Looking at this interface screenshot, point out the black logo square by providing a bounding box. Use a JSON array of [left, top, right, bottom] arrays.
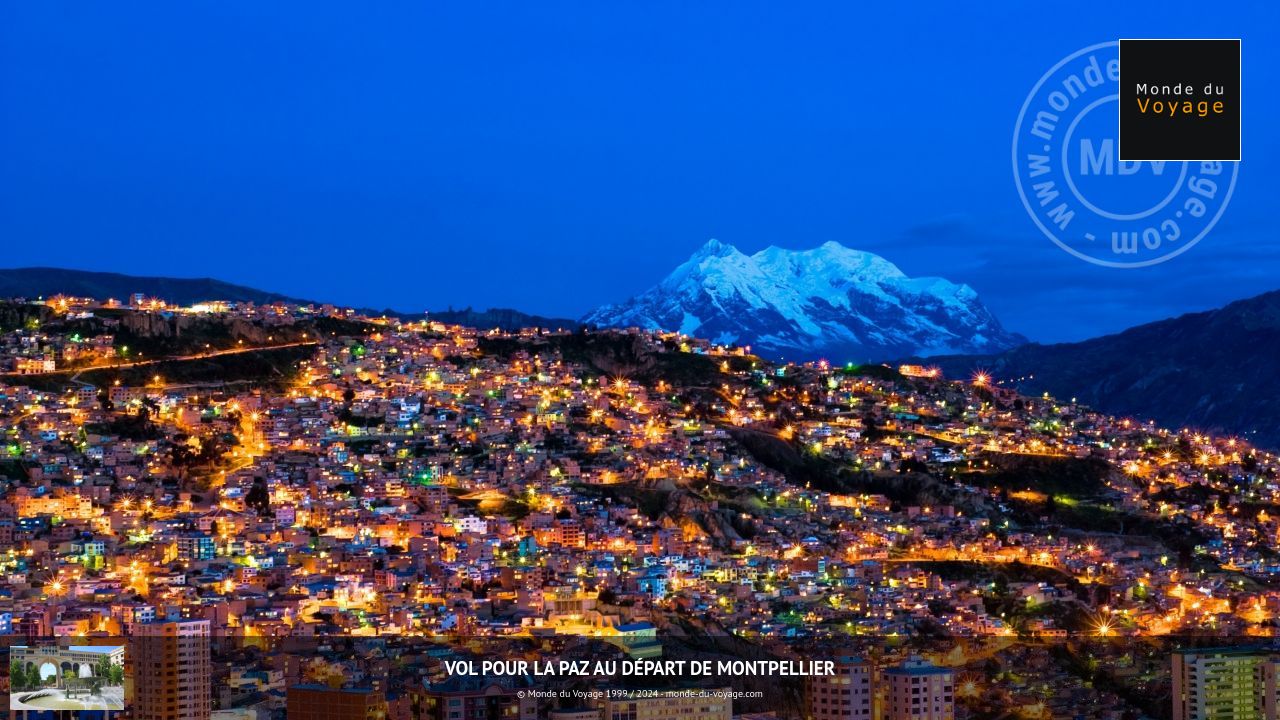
[[1119, 39, 1240, 161]]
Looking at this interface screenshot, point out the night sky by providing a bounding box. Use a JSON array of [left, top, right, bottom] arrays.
[[2, 1, 1276, 343]]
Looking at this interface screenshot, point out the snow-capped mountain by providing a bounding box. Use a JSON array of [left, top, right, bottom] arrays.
[[583, 239, 1025, 361]]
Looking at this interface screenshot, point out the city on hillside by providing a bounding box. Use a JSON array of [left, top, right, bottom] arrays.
[[2, 294, 1280, 720]]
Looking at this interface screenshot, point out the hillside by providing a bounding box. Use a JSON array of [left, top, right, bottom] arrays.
[[426, 307, 576, 331], [0, 268, 573, 331], [0, 267, 301, 306], [925, 290, 1280, 447]]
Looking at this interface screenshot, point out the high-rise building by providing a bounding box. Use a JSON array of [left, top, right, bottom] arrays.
[[287, 684, 386, 720], [1173, 648, 1270, 720], [414, 679, 535, 720], [596, 688, 732, 720], [806, 656, 872, 720], [129, 619, 212, 720], [883, 657, 953, 720], [1260, 657, 1280, 720], [548, 709, 602, 720], [176, 534, 217, 562]]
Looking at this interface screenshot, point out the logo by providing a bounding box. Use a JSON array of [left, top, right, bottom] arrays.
[[1012, 41, 1238, 268], [1119, 39, 1240, 161]]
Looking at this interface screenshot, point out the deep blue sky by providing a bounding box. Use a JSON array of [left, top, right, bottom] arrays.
[[1, 1, 1276, 343]]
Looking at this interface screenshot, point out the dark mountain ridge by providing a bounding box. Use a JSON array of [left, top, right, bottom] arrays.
[[924, 289, 1280, 447], [0, 267, 297, 306], [0, 267, 574, 331]]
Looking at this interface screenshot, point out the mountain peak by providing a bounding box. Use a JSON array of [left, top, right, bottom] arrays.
[[584, 240, 1025, 362], [691, 238, 736, 260]]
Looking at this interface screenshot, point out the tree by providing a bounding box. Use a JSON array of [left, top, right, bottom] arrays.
[[167, 439, 198, 470], [1175, 436, 1194, 461], [993, 573, 1010, 598], [10, 660, 26, 691], [246, 477, 271, 517], [91, 678, 102, 695]]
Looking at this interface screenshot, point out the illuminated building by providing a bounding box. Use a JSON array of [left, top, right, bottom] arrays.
[[806, 656, 871, 720], [11, 644, 124, 687], [1173, 648, 1271, 720], [415, 680, 535, 720], [897, 365, 940, 379], [287, 684, 386, 720], [1260, 658, 1280, 720], [596, 688, 731, 720], [130, 619, 212, 720], [177, 534, 217, 561], [549, 710, 602, 720], [883, 657, 953, 720]]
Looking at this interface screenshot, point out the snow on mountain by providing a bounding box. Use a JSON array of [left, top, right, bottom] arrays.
[[582, 239, 1025, 361]]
